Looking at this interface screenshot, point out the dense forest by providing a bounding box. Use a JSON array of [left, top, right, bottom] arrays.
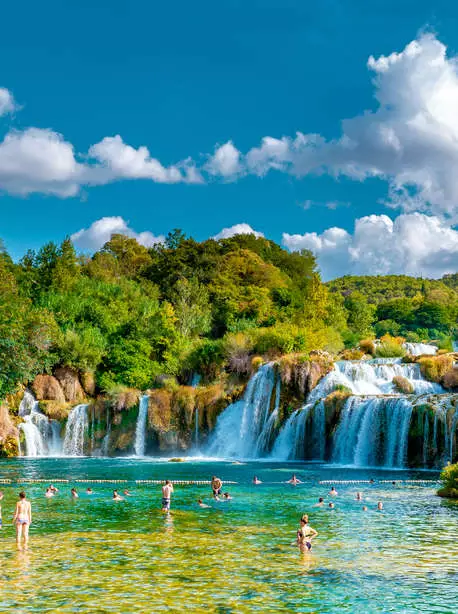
[[0, 231, 456, 400]]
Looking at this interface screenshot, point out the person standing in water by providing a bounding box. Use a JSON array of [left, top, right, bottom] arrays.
[[252, 476, 262, 485], [71, 488, 78, 498], [296, 514, 318, 552], [13, 492, 32, 549], [287, 474, 302, 485], [211, 476, 222, 499], [162, 480, 174, 511]]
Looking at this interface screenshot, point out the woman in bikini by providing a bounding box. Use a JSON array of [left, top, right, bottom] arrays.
[[13, 492, 32, 548], [296, 514, 318, 553]]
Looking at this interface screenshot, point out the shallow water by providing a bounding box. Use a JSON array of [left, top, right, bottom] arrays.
[[0, 458, 457, 613]]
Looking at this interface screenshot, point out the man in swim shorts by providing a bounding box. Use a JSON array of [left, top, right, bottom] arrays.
[[211, 476, 222, 499], [13, 492, 32, 548], [297, 515, 318, 553], [162, 480, 173, 511]]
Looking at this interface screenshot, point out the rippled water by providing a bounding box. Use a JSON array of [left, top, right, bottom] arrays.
[[0, 458, 457, 613]]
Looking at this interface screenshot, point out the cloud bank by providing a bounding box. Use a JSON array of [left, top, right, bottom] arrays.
[[283, 213, 458, 280]]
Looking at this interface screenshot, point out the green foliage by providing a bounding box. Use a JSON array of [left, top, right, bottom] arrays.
[[437, 463, 458, 498], [375, 335, 406, 358], [0, 229, 454, 396]]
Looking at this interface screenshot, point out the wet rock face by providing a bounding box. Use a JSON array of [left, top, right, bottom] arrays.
[[53, 367, 85, 403], [32, 375, 66, 404]]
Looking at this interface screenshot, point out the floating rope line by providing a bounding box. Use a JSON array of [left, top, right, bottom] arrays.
[[0, 479, 238, 485], [319, 479, 439, 484]]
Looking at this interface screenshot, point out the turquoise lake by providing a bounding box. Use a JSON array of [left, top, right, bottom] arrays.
[[0, 458, 457, 613]]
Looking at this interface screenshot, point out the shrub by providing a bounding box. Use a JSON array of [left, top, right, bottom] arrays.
[[105, 385, 141, 412], [359, 338, 376, 356], [419, 355, 454, 383], [251, 356, 264, 371], [442, 367, 458, 390], [392, 376, 414, 394], [340, 349, 364, 360], [223, 332, 254, 374], [376, 335, 406, 358], [38, 401, 71, 421], [437, 462, 458, 499]]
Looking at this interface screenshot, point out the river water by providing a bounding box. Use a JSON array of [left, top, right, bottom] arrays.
[[0, 458, 456, 613]]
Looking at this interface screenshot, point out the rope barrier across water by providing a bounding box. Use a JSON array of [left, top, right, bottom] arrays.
[[319, 480, 439, 484], [0, 479, 238, 485]]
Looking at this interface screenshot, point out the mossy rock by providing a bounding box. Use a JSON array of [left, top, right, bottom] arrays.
[[392, 376, 414, 394], [0, 436, 19, 458], [437, 487, 458, 499], [169, 457, 185, 462], [38, 401, 71, 421]]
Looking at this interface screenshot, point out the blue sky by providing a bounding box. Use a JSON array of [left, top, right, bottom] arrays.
[[1, 1, 457, 278]]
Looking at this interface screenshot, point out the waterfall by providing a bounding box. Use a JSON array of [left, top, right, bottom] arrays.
[[18, 391, 62, 457], [404, 342, 437, 356], [422, 411, 430, 466], [134, 395, 149, 457], [332, 396, 413, 468], [271, 405, 311, 460], [207, 363, 277, 458], [101, 407, 111, 456], [63, 404, 89, 456]]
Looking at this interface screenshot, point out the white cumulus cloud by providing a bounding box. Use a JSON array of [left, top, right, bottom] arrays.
[[0, 87, 17, 116], [283, 213, 458, 280], [213, 223, 264, 240], [71, 216, 165, 251], [206, 141, 242, 178]]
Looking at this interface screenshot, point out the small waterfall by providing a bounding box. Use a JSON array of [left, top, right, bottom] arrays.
[[207, 363, 277, 458], [422, 411, 430, 466], [63, 404, 88, 456], [332, 396, 413, 468], [18, 391, 62, 457], [194, 408, 199, 449], [271, 405, 312, 460], [101, 407, 111, 456], [404, 343, 437, 356], [134, 395, 149, 457]]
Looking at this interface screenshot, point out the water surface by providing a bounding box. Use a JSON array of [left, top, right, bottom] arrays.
[[0, 458, 456, 613]]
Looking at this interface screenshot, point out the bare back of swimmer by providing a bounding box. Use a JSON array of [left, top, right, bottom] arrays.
[[13, 492, 32, 548]]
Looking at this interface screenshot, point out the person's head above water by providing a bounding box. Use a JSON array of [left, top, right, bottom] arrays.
[[377, 501, 383, 510], [362, 506, 368, 511], [318, 497, 324, 503], [19, 492, 26, 499], [328, 502, 335, 508]]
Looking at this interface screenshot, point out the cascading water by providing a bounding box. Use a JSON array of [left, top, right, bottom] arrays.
[[207, 363, 277, 458], [331, 396, 413, 467], [63, 404, 89, 456], [101, 407, 111, 456], [134, 395, 149, 457], [18, 391, 62, 457], [404, 342, 437, 356]]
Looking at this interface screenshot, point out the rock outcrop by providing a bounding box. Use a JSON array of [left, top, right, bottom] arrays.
[[54, 367, 85, 403], [32, 375, 66, 404]]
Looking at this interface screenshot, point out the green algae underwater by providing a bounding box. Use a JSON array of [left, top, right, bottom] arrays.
[[0, 458, 457, 613]]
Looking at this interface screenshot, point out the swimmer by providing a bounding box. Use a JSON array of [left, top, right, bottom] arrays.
[[369, 479, 375, 485], [328, 502, 335, 509], [313, 497, 325, 507], [296, 515, 318, 552], [329, 486, 338, 496], [377, 501, 383, 511], [211, 476, 223, 499], [252, 476, 262, 485], [86, 488, 93, 495], [71, 488, 78, 498], [391, 481, 396, 486], [197, 499, 211, 508], [45, 487, 54, 498], [0, 491, 3, 530], [123, 490, 133, 497], [362, 506, 368, 512], [49, 484, 58, 493], [162, 480, 173, 511], [113, 490, 124, 501], [13, 492, 31, 548], [355, 492, 363, 501], [286, 474, 302, 485], [223, 492, 232, 501]]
